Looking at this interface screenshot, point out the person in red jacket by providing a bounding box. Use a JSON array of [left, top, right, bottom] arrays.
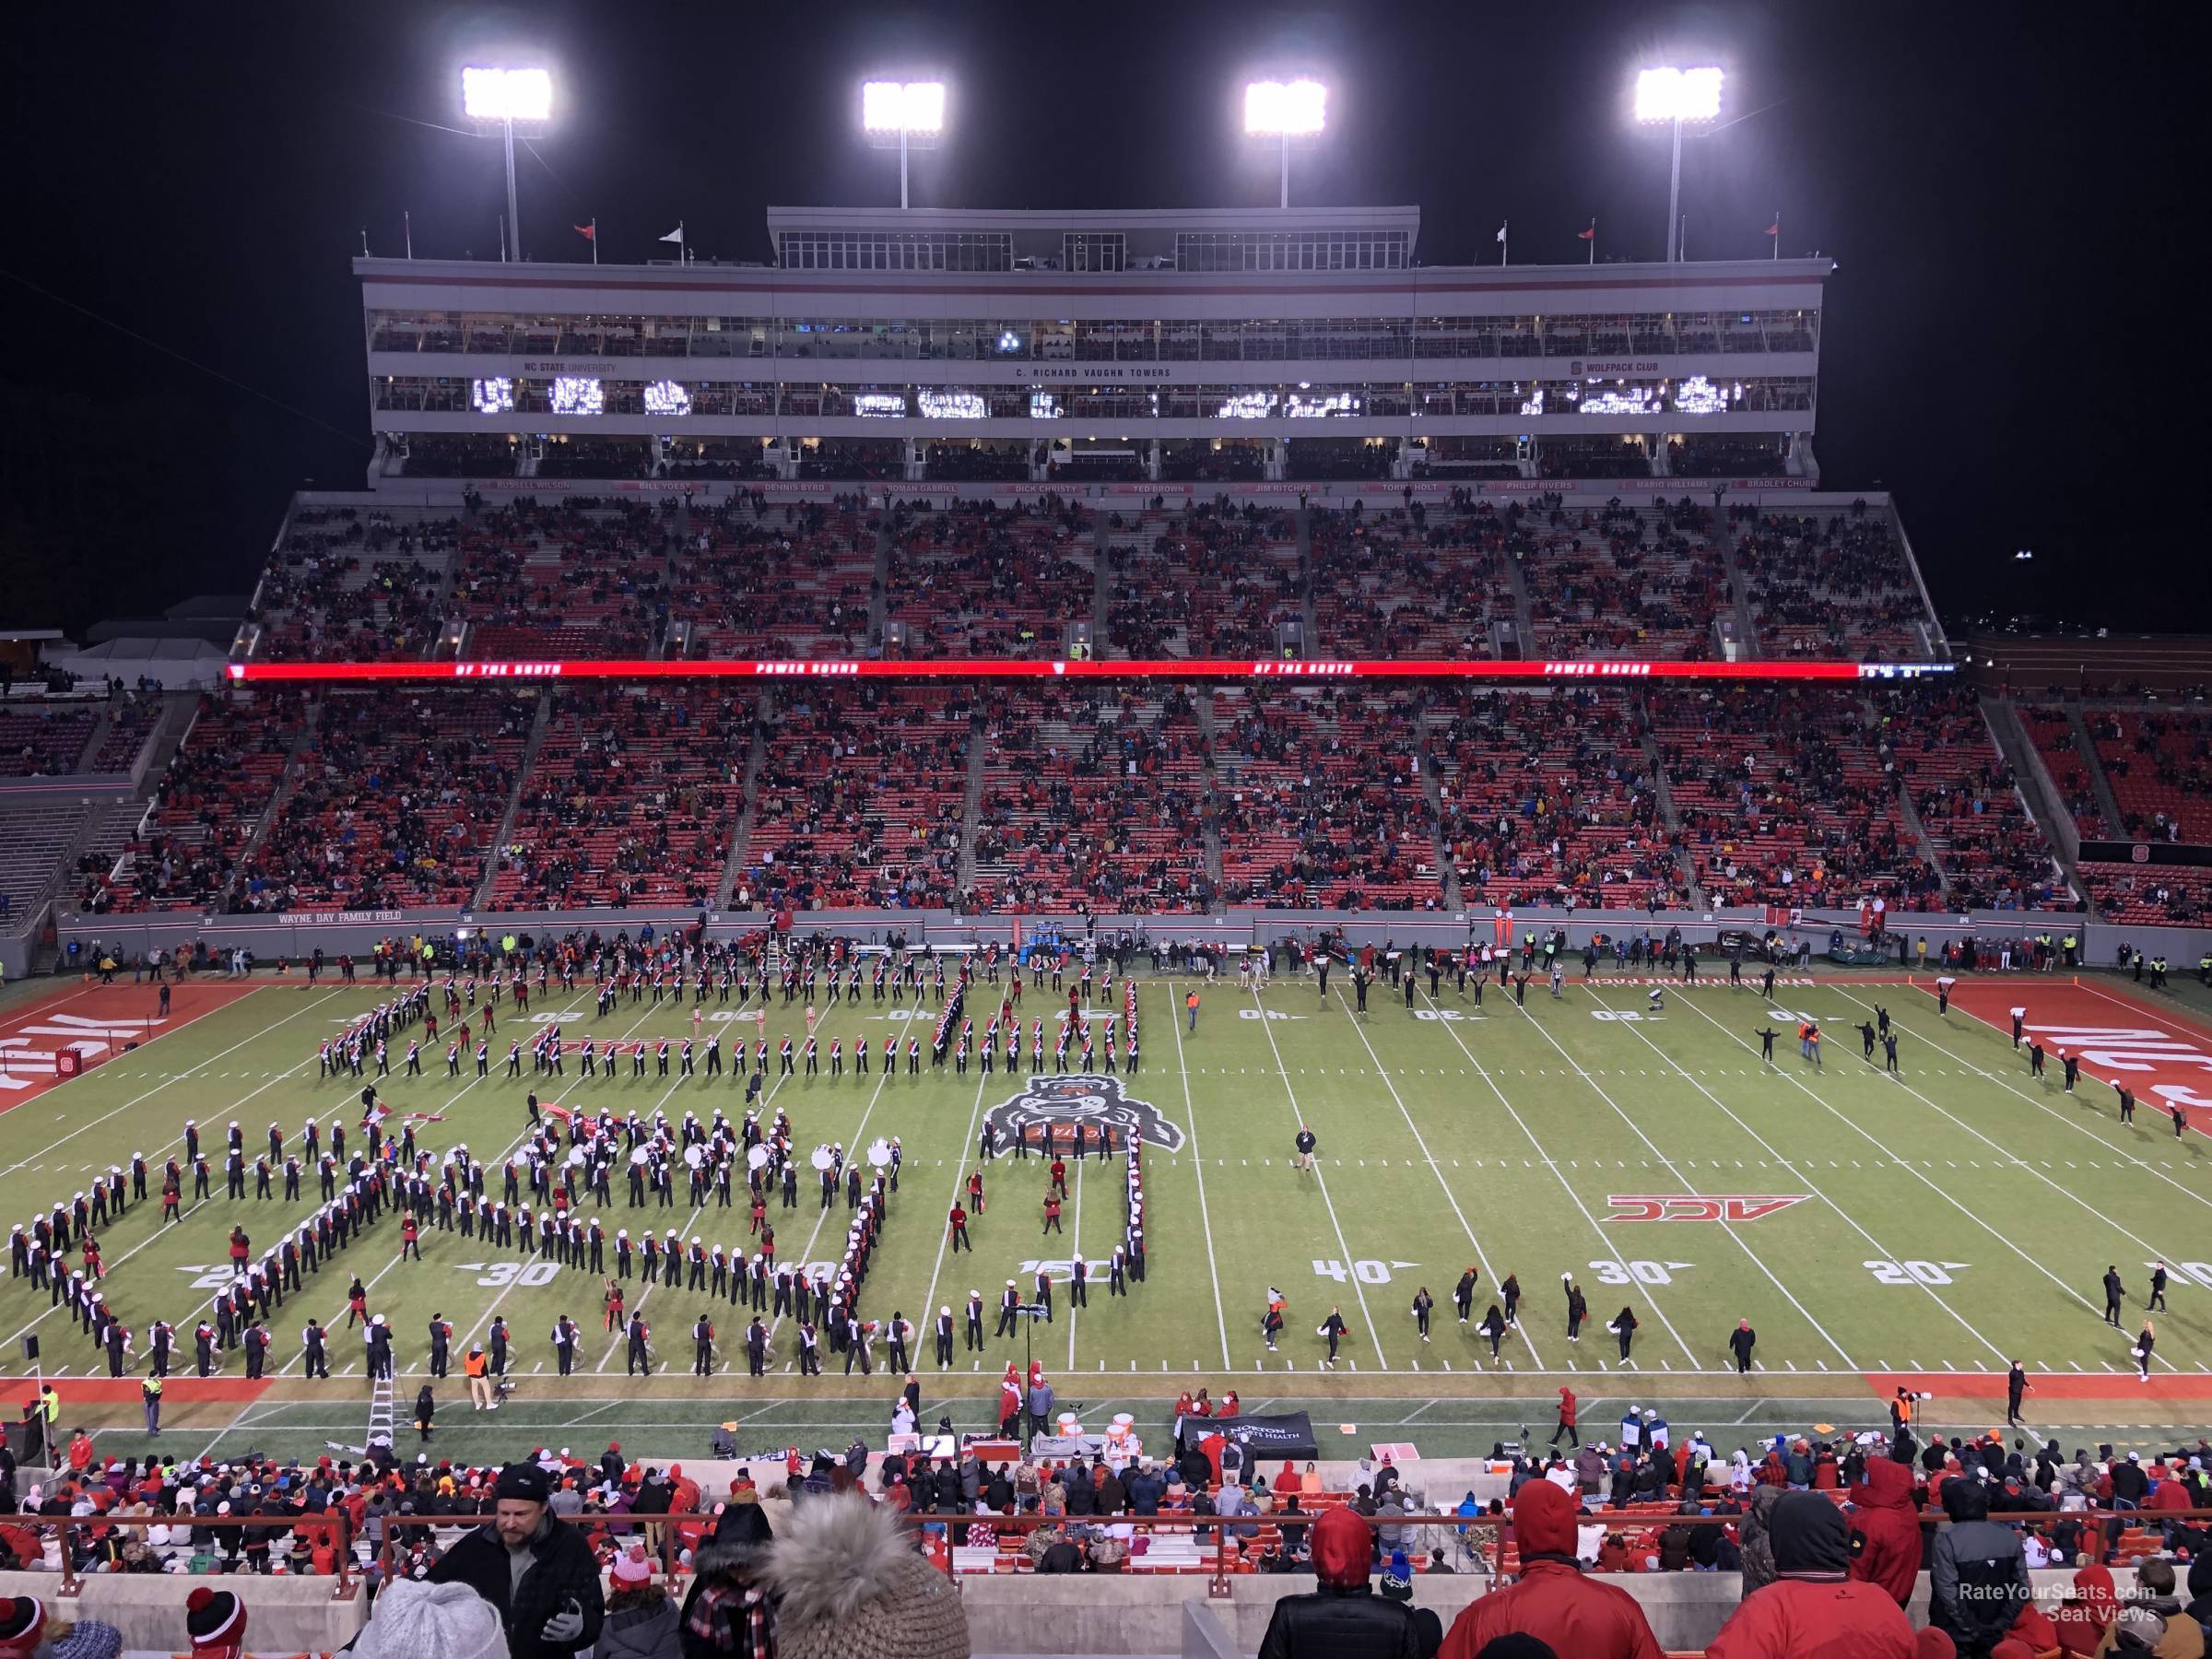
[[1550, 1386, 1578, 1448], [1706, 1490, 1916, 1657], [1844, 1449, 1924, 1608], [1437, 1477, 1664, 1659]]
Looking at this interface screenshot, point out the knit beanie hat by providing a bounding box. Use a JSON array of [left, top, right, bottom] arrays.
[[2110, 1605, 2169, 1652], [48, 1621, 124, 1659], [495, 1462, 551, 1503], [184, 1587, 247, 1653], [1308, 1506, 1371, 1589], [0, 1598, 46, 1659], [1380, 1549, 1414, 1601], [353, 1581, 507, 1659], [766, 1493, 969, 1659]]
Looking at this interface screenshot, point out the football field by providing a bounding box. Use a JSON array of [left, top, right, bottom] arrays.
[[6, 962, 2212, 1465]]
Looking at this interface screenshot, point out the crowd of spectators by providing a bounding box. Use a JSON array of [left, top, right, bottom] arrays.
[[0, 704, 96, 777], [1308, 506, 1504, 659], [101, 693, 309, 912], [1433, 688, 1691, 910], [1877, 685, 2069, 910], [1211, 687, 1444, 909], [674, 498, 876, 659], [1735, 500, 1930, 660], [1520, 499, 1728, 659], [2087, 709, 2212, 842], [741, 686, 968, 911], [239, 692, 527, 912], [488, 688, 747, 909], [969, 688, 1212, 913], [2021, 707, 2111, 839], [886, 499, 1093, 658], [451, 499, 672, 660], [253, 506, 463, 662]]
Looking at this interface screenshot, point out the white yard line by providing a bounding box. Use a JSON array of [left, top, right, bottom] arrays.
[[1490, 983, 1856, 1368], [1327, 985, 1545, 1370], [1243, 986, 1387, 1369], [1404, 985, 1702, 1368], [0, 986, 342, 1181], [1577, 982, 1997, 1365], [1163, 982, 1234, 1371], [1666, 988, 2186, 1371], [1826, 983, 2212, 1218], [915, 1063, 996, 1349]]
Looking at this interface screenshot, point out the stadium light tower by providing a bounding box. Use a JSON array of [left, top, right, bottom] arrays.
[[1244, 79, 1326, 208], [463, 66, 552, 262], [1634, 65, 1722, 263], [863, 80, 945, 209]]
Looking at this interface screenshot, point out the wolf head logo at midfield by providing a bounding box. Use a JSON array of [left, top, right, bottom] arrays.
[[984, 1075, 1185, 1154]]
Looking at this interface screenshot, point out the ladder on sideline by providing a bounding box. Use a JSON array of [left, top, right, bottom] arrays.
[[366, 1370, 397, 1458]]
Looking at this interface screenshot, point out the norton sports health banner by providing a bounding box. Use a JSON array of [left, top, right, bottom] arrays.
[[1176, 1411, 1322, 1461]]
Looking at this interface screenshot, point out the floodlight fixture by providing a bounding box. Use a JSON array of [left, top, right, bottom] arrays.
[[1244, 79, 1327, 207], [1635, 66, 1723, 263], [863, 80, 946, 207], [463, 65, 553, 262], [462, 66, 552, 123]]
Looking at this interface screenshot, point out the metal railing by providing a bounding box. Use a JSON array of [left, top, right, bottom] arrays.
[[370, 1497, 2212, 1601], [11, 1512, 356, 1599]]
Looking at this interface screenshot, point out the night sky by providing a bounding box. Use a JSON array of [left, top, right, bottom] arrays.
[[5, 2, 2198, 635]]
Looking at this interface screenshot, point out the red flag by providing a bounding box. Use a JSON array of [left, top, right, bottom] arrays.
[[1765, 220, 1780, 236], [573, 222, 595, 241], [1576, 220, 1595, 241]]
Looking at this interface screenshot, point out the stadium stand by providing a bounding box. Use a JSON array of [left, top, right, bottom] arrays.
[[450, 499, 672, 660], [1653, 686, 1936, 910], [1210, 686, 1443, 908], [1519, 499, 1727, 659], [2020, 704, 2110, 838], [887, 498, 1094, 658], [1307, 507, 1505, 658], [1433, 688, 1690, 910], [487, 686, 746, 909], [741, 686, 968, 910], [253, 507, 460, 661], [2085, 707, 2212, 841], [970, 686, 1212, 912], [1735, 502, 1932, 659], [1877, 684, 2070, 909], [673, 496, 876, 659], [106, 691, 309, 911], [0, 701, 96, 776], [241, 691, 527, 911]]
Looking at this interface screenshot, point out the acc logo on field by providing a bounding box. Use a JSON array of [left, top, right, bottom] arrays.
[[983, 1075, 1186, 1154], [1606, 1194, 1809, 1222]]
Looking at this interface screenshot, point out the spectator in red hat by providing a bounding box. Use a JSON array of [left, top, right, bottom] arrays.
[[1437, 1479, 1663, 1659], [1257, 1505, 1422, 1659]]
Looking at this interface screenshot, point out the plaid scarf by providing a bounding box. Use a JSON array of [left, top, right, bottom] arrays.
[[686, 1582, 774, 1659]]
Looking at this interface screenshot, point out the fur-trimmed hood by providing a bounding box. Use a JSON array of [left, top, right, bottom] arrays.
[[764, 1494, 969, 1659]]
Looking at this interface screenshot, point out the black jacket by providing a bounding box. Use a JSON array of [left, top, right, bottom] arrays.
[[1257, 1584, 1422, 1659], [429, 1512, 606, 1659], [1929, 1480, 2030, 1651]]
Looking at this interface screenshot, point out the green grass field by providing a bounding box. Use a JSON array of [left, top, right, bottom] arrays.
[[7, 965, 2212, 1465]]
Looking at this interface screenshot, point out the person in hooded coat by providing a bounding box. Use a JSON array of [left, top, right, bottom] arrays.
[[1705, 1490, 1917, 1658], [1846, 1449, 1924, 1607], [1930, 1474, 2031, 1655], [677, 1502, 775, 1659], [1257, 1505, 1422, 1659], [1736, 1484, 1789, 1596], [1436, 1479, 1663, 1659], [2053, 1562, 2119, 1657]]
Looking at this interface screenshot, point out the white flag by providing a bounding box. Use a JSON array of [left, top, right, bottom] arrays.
[[1496, 221, 1507, 243], [660, 225, 684, 244]]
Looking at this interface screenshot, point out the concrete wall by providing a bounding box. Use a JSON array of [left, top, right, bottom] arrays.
[[0, 1568, 366, 1653], [52, 900, 2212, 979], [1, 1556, 2141, 1655], [962, 1564, 2136, 1655]]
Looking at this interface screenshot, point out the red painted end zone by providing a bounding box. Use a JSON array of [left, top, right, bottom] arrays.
[[2, 1376, 271, 1405], [0, 982, 263, 1113], [1865, 1371, 2212, 1404], [1936, 977, 2212, 1135]]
